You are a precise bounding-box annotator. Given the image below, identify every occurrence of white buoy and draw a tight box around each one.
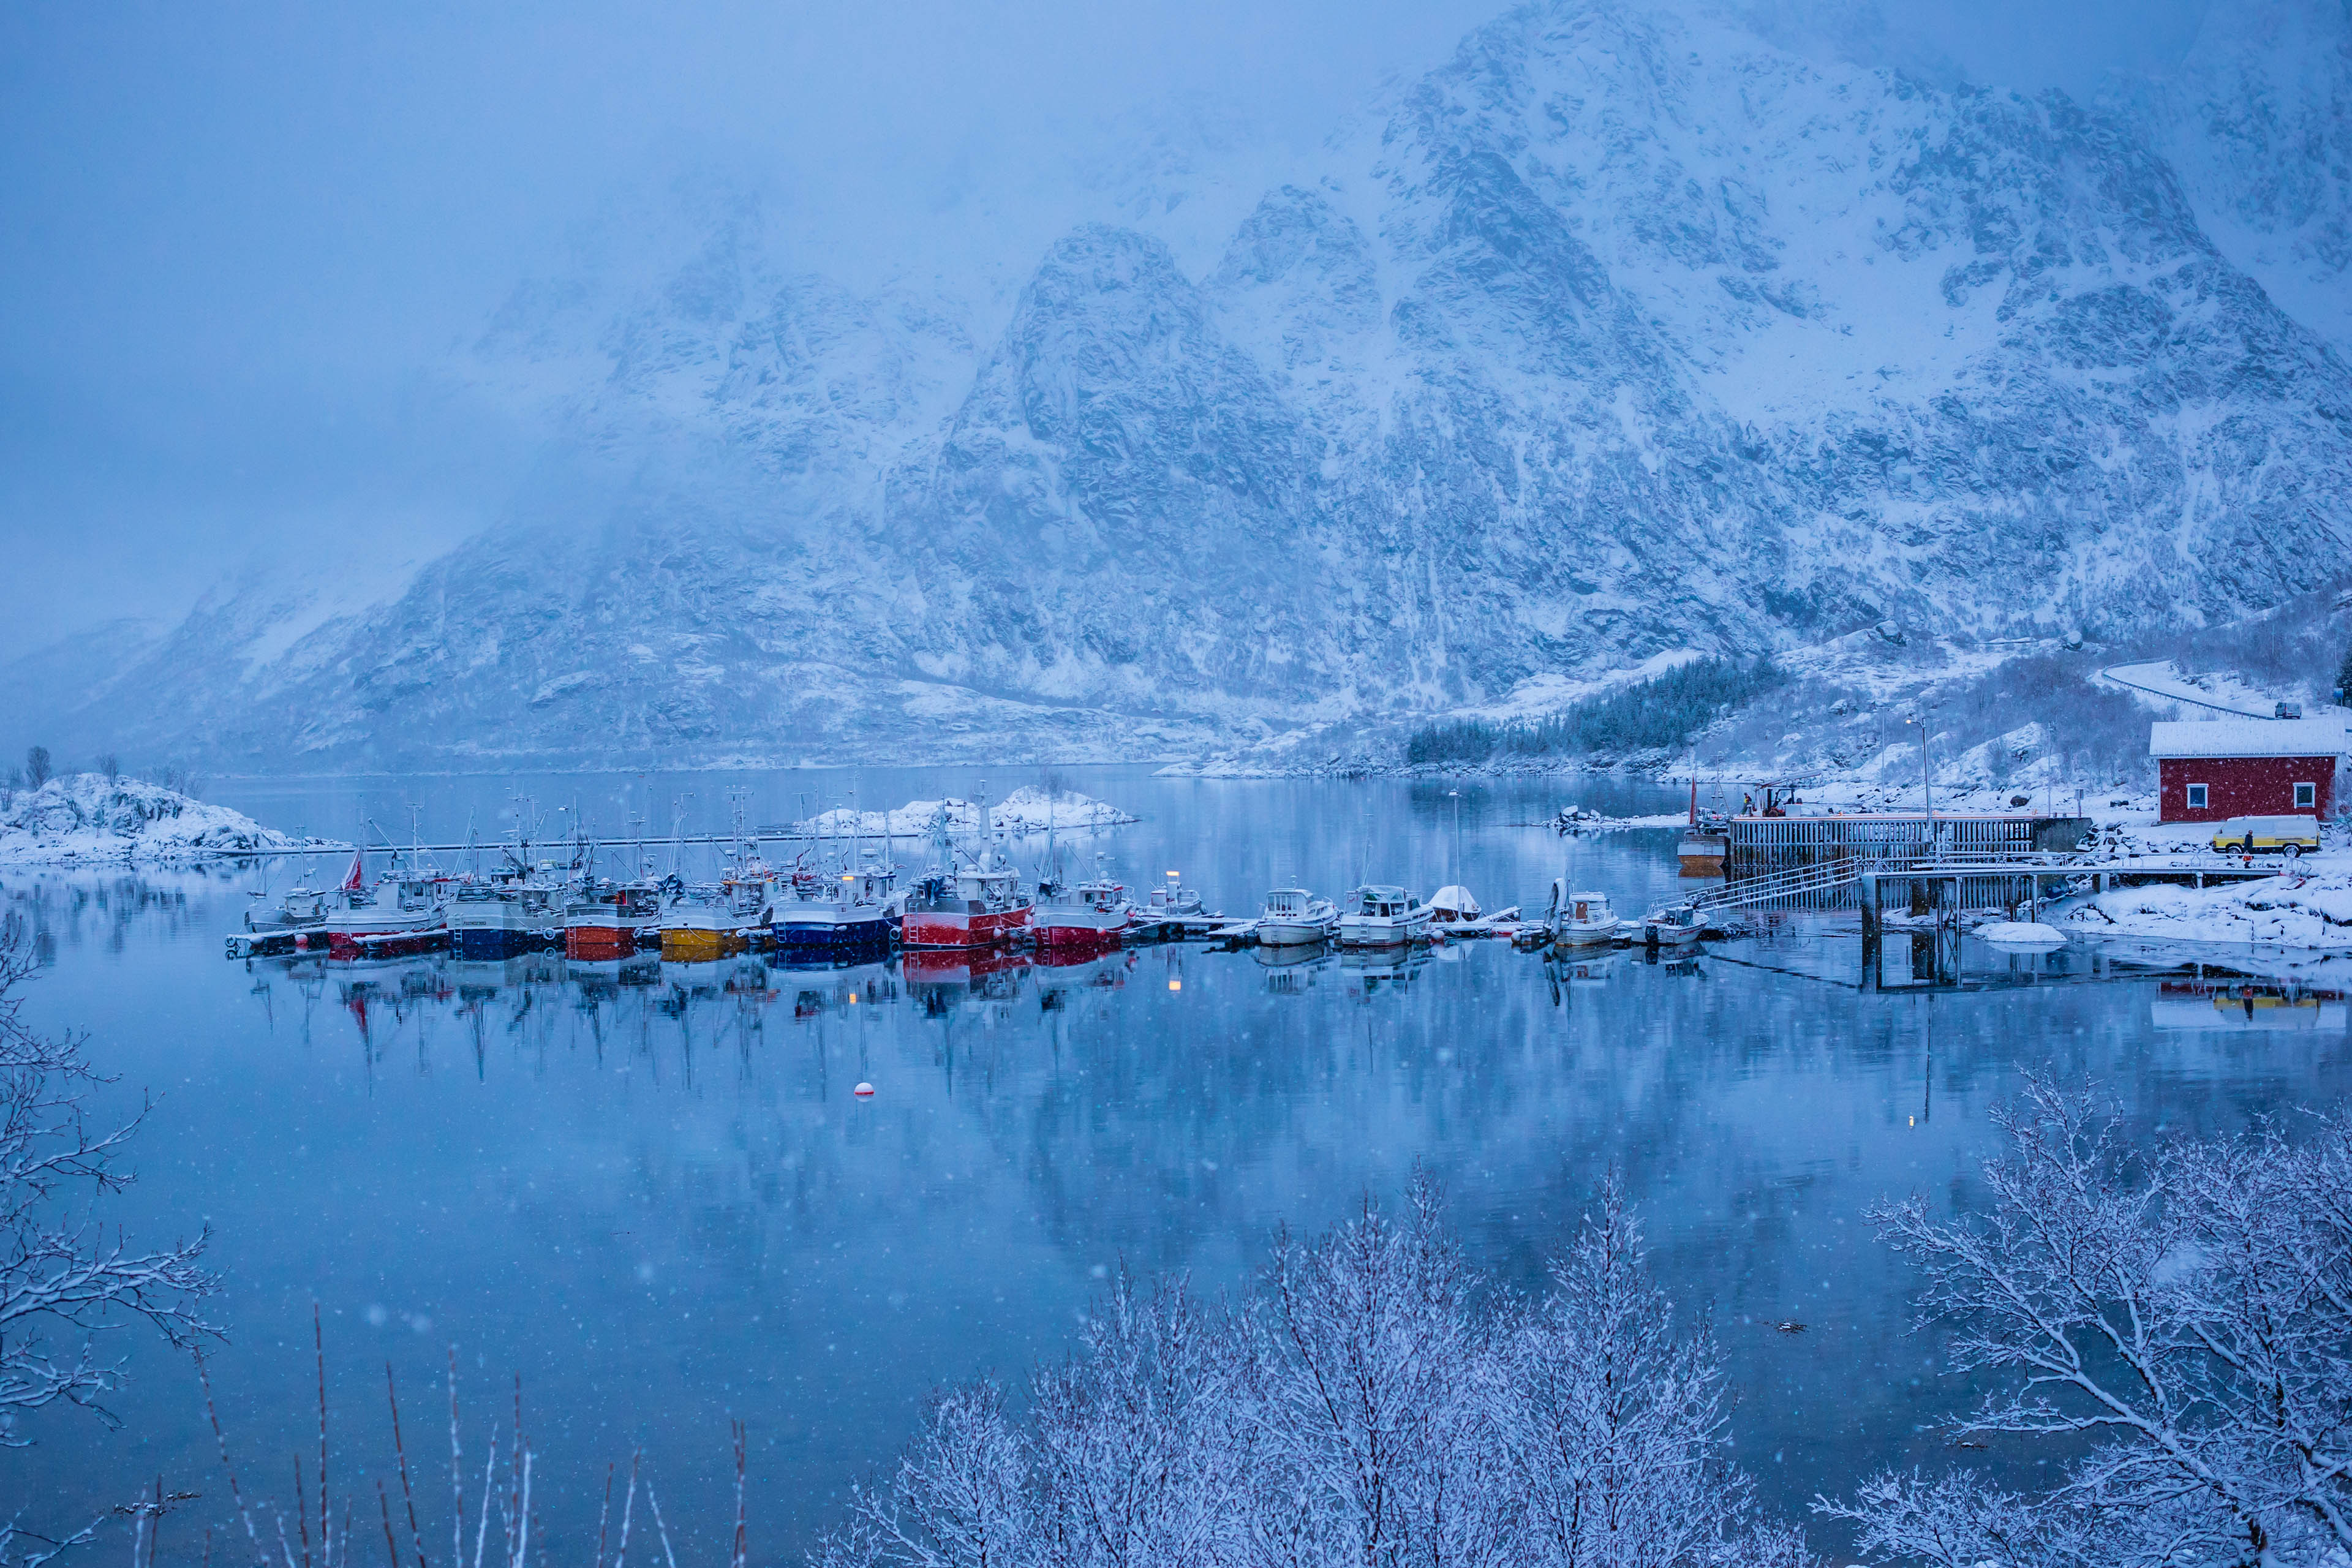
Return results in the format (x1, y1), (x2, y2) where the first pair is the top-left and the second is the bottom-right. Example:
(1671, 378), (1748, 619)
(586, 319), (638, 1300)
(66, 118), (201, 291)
(854, 1082), (875, 1096)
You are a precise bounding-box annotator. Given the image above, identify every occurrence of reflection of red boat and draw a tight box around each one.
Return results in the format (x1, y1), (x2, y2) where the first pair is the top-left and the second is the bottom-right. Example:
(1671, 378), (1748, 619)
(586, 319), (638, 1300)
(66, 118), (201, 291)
(1033, 945), (1129, 976)
(899, 948), (1030, 983)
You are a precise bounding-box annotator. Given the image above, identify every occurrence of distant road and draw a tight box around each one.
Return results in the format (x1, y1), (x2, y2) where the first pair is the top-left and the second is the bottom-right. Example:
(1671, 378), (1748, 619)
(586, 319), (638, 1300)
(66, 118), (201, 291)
(2099, 662), (2275, 719)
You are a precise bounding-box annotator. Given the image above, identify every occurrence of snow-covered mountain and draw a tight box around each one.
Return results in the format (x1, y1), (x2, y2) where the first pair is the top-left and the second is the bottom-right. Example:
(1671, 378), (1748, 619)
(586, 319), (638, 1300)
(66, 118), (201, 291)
(18, 0), (2352, 772)
(2105, 0), (2352, 349)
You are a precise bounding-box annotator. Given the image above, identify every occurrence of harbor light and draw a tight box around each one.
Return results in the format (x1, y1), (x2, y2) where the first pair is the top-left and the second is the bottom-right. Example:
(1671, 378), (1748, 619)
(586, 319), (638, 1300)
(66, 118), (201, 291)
(1169, 978), (1182, 992)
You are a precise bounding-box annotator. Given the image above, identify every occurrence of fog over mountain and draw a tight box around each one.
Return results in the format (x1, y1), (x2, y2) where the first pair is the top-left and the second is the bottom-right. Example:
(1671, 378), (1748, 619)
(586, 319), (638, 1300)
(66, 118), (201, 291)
(6, 0), (2348, 771)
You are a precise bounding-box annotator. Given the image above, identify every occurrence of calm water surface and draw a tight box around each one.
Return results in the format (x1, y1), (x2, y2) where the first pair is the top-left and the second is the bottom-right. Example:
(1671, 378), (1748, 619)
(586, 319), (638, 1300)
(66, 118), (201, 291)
(5, 766), (2345, 1560)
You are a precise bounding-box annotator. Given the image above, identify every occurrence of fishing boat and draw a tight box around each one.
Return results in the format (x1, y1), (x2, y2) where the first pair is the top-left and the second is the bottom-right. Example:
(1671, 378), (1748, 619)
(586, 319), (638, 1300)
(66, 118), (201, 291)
(1258, 887), (1338, 946)
(241, 884), (333, 952)
(1335, 884), (1431, 948)
(1642, 903), (1704, 946)
(314, 853), (448, 959)
(900, 796), (1034, 949)
(1143, 873), (1207, 922)
(777, 862), (899, 953)
(1678, 826), (1728, 878)
(660, 875), (773, 960)
(448, 879), (565, 959)
(563, 880), (666, 960)
(1033, 875), (1132, 949)
(903, 864), (1032, 948)
(1552, 885), (1617, 948)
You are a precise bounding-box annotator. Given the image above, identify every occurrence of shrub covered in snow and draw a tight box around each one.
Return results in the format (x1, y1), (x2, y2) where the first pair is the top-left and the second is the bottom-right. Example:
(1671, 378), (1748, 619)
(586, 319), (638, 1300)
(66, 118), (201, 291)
(814, 1177), (1812, 1568)
(0, 773), (298, 863)
(1826, 1080), (2352, 1568)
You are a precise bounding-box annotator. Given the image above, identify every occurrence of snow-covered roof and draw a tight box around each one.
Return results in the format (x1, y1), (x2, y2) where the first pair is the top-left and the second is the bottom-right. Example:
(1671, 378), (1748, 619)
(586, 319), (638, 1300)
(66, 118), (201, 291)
(2148, 718), (2348, 759)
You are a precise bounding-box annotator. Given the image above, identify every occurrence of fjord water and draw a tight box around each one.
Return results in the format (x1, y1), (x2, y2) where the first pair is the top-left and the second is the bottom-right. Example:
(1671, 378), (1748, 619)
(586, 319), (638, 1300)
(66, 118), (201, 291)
(6, 766), (2346, 1560)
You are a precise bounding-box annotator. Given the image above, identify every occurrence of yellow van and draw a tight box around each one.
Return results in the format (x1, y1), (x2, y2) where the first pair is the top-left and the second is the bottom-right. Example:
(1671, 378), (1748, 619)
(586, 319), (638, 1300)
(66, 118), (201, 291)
(2209, 815), (2322, 856)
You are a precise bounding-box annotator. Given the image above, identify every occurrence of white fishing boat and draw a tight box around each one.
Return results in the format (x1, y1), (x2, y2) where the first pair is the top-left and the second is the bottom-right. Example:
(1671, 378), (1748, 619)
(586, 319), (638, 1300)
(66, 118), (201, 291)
(1258, 887), (1338, 946)
(1336, 884), (1431, 948)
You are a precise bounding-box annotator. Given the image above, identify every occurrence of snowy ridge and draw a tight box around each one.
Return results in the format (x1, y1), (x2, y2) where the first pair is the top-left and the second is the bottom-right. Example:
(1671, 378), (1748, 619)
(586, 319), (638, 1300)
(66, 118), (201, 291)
(11, 0), (2352, 772)
(0, 775), (303, 864)
(788, 787), (1137, 839)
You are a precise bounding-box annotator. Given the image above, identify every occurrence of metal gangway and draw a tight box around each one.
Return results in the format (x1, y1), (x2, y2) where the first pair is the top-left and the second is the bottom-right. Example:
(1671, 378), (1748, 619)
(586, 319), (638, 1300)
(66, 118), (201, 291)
(1666, 851), (2088, 922)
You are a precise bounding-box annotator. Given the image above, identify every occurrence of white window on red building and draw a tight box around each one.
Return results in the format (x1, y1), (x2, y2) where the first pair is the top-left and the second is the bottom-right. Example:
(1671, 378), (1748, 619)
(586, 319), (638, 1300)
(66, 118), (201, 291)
(2187, 783), (2209, 810)
(2297, 782), (2317, 809)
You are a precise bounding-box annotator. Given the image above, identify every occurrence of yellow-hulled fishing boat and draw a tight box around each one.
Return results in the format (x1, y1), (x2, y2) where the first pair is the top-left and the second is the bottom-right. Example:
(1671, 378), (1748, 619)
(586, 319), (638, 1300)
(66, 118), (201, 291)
(659, 876), (772, 960)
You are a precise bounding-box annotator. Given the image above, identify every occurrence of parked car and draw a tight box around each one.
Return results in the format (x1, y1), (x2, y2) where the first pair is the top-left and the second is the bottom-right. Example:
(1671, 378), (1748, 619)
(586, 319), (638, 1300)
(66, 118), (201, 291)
(2276, 700), (2304, 718)
(2209, 815), (2321, 857)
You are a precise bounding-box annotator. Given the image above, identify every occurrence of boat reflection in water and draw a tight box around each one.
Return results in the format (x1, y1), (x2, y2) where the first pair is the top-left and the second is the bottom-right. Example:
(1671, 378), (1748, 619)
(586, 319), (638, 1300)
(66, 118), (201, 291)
(1340, 943), (1428, 993)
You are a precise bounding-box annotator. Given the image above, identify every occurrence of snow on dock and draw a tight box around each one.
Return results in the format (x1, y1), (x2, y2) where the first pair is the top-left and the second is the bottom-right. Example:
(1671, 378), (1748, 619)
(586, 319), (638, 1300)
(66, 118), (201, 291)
(0, 774), (306, 864)
(786, 786), (1137, 839)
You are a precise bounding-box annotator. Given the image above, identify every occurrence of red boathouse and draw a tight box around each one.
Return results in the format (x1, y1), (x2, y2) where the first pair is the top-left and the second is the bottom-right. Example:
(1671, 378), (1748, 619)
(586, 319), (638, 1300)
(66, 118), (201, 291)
(2149, 718), (2346, 824)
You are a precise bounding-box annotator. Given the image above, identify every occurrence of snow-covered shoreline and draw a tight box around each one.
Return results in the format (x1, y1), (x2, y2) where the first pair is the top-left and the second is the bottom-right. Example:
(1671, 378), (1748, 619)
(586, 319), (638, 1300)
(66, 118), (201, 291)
(786, 786), (1136, 839)
(0, 774), (308, 864)
(2065, 871), (2352, 951)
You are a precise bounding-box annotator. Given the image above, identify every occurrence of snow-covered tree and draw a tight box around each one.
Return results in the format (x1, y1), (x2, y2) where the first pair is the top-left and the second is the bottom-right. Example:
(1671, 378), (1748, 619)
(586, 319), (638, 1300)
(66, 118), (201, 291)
(814, 1174), (1810, 1568)
(0, 913), (217, 1446)
(1822, 1078), (2352, 1567)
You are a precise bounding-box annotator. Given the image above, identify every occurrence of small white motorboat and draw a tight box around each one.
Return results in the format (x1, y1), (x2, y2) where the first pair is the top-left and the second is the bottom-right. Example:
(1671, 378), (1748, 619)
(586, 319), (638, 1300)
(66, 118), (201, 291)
(1553, 884), (1616, 947)
(1259, 886), (1338, 946)
(1336, 884), (1431, 948)
(1642, 904), (1704, 946)
(1428, 884), (1482, 924)
(1145, 874), (1208, 921)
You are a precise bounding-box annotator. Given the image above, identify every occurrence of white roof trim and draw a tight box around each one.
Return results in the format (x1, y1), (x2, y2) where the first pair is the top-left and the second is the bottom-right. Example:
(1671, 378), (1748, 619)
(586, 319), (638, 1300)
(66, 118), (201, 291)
(2149, 718), (2348, 759)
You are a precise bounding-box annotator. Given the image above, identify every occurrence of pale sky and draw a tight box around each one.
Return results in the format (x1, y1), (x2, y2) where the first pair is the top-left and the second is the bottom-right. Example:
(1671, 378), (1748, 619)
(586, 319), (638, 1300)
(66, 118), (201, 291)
(0, 0), (2212, 658)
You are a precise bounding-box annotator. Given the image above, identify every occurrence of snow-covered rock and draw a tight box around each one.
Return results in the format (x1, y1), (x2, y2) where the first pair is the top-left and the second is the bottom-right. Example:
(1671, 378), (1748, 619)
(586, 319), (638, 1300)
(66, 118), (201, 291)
(0, 775), (301, 864)
(1977, 921), (2069, 946)
(2067, 872), (2352, 949)
(7, 0), (2350, 772)
(790, 787), (1136, 839)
